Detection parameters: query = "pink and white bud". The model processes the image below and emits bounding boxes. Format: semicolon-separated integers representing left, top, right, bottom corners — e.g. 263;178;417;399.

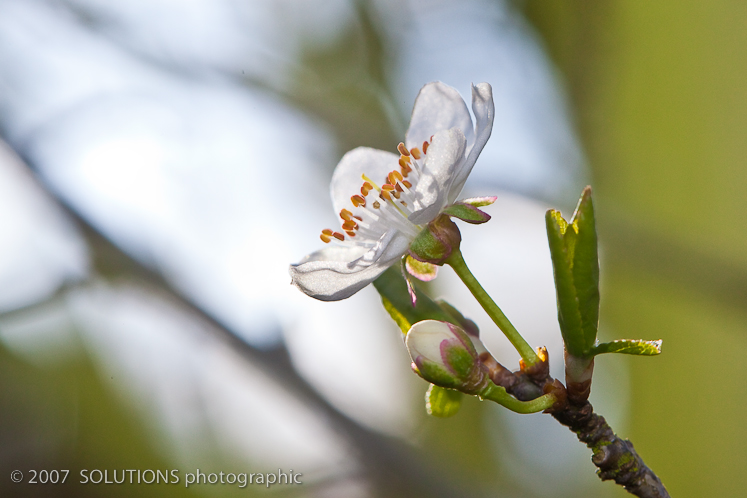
405;320;489;394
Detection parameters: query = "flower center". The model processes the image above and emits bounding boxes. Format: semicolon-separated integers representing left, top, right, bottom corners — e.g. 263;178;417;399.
320;139;434;245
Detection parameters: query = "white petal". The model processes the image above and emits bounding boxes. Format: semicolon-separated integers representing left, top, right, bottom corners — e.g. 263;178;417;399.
408;128;466;225
405;82;475;152
289;230;411;301
406;320;456;367
447;82;495;204
295;244;369;265
391;5;584;202
330;147;400;216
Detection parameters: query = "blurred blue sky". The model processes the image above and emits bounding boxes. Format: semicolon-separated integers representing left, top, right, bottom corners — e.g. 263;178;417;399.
0;1;602;497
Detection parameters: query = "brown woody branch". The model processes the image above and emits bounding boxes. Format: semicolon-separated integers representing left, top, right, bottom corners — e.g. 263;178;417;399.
552;401;670;498
481;349;670;498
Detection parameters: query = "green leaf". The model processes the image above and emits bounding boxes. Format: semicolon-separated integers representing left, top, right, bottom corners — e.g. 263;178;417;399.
570;187;600;351
425;384;463;417
589;339;662;356
545;187;602;357
546;209;585;356
373;265;456;334
434;300;466;323
435;300;480;337
442;203;491;224
380;296;412;334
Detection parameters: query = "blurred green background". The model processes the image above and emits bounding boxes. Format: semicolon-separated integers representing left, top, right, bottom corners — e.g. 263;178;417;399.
528;2;747;496
1;1;745;497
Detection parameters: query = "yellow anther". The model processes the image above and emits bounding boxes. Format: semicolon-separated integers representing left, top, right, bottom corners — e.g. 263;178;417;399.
323;137;420;248
399;161;411;178
361;174;382;193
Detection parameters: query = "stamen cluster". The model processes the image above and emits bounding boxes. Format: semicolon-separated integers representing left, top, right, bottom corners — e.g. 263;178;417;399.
319;138;433;244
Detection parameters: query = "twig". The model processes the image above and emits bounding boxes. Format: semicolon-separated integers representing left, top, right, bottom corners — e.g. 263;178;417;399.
552;402;670;498
483;351;670;497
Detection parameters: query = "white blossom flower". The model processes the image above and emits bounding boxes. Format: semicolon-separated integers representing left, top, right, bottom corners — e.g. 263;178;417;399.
289;82;495;301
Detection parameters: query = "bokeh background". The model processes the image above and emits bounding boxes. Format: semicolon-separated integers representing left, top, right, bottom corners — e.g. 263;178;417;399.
1;1;744;497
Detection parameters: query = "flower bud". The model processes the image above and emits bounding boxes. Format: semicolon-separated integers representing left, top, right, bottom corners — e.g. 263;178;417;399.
406;320;488;394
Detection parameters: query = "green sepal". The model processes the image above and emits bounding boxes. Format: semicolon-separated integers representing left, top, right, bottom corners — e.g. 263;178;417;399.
425;384;463;417
405;255;439;281
461;196;497;207
589;339;662;356
409;227;448;263
414;359;461;389
443;341;477;379
442;203;491;224
408;215;461;265
545;186;600;357
373;266;456;334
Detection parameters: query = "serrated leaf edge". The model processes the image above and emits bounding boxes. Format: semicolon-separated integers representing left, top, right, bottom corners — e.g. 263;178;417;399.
589;339;663;356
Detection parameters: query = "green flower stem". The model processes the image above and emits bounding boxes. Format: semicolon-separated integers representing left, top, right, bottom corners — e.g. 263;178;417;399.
479;382;556;414
446;249;540;366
